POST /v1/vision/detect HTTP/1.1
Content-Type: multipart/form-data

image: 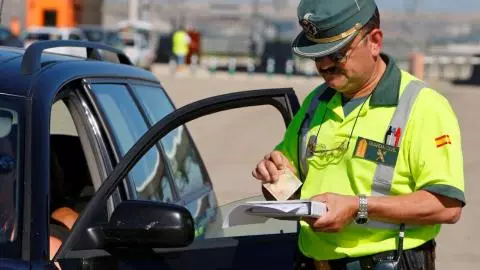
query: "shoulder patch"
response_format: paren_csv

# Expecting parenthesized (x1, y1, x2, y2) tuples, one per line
(435, 135, 451, 148)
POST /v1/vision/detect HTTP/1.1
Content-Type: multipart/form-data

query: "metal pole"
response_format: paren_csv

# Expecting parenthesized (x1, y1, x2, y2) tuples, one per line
(250, 0, 259, 43)
(140, 0, 152, 22)
(129, 0, 139, 22)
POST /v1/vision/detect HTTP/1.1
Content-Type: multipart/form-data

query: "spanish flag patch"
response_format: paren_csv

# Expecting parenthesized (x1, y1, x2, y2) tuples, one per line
(435, 135, 451, 148)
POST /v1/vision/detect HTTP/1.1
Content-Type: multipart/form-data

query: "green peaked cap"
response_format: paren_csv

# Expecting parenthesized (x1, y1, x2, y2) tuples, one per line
(292, 0, 377, 58)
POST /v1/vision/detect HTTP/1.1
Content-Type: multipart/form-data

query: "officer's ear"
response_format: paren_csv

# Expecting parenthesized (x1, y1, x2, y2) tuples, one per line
(367, 29, 383, 57)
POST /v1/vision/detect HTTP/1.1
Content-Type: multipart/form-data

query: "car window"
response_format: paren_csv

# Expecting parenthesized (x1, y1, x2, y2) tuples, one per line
(131, 84, 211, 198)
(25, 32, 51, 41)
(0, 28, 11, 41)
(51, 101, 78, 136)
(140, 38, 149, 49)
(90, 84, 174, 203)
(105, 31, 123, 48)
(0, 107, 20, 245)
(83, 29, 104, 42)
(68, 33, 82, 41)
(152, 101, 299, 239)
(122, 37, 135, 47)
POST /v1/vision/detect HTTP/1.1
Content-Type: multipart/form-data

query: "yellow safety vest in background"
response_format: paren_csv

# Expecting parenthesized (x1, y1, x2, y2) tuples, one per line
(173, 30, 189, 56)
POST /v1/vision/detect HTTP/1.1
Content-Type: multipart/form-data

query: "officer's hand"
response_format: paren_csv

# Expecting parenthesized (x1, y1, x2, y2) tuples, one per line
(303, 193, 358, 233)
(252, 151, 296, 183)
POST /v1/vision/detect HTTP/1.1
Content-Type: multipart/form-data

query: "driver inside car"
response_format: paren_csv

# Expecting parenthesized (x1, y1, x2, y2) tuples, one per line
(48, 134, 94, 261)
(49, 149, 80, 260)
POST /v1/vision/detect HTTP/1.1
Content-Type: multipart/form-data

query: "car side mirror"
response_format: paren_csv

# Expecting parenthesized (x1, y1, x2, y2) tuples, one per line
(87, 200, 195, 249)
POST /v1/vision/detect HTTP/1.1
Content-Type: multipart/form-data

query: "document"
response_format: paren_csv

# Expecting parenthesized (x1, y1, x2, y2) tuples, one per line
(222, 200, 327, 228)
(262, 169, 303, 201)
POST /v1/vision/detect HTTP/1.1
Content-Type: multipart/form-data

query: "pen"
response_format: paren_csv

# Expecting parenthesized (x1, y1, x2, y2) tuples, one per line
(394, 128, 402, 147)
(385, 126, 392, 144)
(389, 128, 396, 145)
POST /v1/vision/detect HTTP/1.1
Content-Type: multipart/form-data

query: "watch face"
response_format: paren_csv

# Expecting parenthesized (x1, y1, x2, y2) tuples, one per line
(355, 217, 368, 225)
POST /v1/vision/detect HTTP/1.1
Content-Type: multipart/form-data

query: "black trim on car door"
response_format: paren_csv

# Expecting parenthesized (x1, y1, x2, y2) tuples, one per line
(53, 87, 301, 269)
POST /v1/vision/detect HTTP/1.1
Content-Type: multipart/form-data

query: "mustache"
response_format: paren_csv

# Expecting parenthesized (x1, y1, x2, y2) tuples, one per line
(319, 66, 343, 75)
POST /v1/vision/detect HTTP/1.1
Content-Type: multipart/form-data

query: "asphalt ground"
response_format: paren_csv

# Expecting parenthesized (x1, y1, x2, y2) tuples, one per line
(152, 65, 480, 270)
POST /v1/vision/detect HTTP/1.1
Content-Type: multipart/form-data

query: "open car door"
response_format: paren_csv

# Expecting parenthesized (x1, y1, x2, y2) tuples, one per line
(53, 88, 302, 270)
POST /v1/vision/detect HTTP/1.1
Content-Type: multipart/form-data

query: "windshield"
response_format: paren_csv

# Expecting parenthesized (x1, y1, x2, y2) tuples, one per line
(83, 29, 105, 42)
(105, 31, 124, 48)
(0, 107, 20, 246)
(25, 32, 61, 41)
(122, 37, 135, 47)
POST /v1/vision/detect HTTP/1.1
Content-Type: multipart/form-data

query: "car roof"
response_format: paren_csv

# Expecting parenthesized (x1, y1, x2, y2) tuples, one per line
(0, 44, 158, 97)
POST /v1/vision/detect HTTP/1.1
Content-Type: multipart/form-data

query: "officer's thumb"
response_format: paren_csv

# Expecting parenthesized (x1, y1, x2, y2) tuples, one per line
(310, 194, 327, 203)
(279, 156, 297, 175)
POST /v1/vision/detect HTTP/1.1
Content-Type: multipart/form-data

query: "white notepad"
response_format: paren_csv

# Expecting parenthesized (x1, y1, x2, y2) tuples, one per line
(222, 200, 327, 228)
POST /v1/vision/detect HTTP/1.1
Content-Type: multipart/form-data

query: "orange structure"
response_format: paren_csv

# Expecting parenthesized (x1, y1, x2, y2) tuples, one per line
(10, 17, 22, 36)
(408, 52, 425, 80)
(26, 0, 79, 28)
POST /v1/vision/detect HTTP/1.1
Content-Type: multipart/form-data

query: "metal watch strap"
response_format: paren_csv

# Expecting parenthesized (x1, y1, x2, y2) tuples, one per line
(358, 194, 368, 218)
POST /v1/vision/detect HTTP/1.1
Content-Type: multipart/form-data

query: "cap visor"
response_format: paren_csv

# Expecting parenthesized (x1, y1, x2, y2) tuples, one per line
(292, 31, 357, 58)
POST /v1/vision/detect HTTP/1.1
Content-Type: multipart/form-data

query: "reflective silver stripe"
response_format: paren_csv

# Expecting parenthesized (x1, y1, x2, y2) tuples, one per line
(298, 85, 329, 180)
(360, 80, 426, 229)
(371, 80, 425, 197)
(299, 80, 426, 229)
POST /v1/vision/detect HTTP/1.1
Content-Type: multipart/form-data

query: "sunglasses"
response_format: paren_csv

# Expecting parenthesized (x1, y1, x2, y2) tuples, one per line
(313, 31, 370, 64)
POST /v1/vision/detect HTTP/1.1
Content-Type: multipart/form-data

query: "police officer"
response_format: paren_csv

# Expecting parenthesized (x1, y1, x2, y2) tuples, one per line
(252, 0, 465, 269)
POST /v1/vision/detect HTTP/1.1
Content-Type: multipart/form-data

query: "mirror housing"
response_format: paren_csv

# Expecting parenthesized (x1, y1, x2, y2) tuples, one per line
(87, 200, 195, 249)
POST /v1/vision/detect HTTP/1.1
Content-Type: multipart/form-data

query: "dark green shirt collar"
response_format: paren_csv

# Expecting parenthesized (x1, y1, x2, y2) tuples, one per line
(369, 53, 401, 106)
(320, 54, 401, 106)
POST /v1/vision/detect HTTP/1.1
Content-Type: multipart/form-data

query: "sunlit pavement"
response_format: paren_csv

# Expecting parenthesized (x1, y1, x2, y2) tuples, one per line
(152, 64, 480, 270)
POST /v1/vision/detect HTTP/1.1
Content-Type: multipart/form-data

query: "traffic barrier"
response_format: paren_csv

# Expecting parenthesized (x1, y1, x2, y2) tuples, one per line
(164, 54, 479, 81)
(169, 57, 177, 76)
(190, 54, 199, 75)
(247, 57, 255, 76)
(285, 59, 294, 79)
(266, 57, 275, 78)
(228, 57, 237, 75)
(422, 55, 480, 80)
(208, 57, 217, 75)
(304, 61, 316, 78)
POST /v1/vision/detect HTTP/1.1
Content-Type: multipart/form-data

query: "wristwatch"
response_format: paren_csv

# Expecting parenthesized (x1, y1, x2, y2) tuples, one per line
(354, 194, 369, 225)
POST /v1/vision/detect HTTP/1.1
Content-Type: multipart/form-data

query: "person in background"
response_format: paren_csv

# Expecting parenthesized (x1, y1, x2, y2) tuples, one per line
(172, 26, 191, 71)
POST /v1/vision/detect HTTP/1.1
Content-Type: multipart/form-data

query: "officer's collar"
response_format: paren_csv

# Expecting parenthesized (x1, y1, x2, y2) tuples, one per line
(320, 53, 401, 106)
(369, 53, 401, 106)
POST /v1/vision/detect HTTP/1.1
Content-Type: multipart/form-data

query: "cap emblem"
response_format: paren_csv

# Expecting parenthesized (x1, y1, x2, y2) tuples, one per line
(300, 13, 319, 37)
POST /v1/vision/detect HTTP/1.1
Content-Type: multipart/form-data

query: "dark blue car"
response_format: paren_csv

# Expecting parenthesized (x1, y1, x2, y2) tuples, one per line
(0, 40, 301, 269)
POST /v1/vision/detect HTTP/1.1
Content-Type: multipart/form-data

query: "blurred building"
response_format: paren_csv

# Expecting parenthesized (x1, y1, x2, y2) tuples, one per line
(0, 0, 477, 62)
(101, 1, 480, 60)
(26, 0, 103, 28)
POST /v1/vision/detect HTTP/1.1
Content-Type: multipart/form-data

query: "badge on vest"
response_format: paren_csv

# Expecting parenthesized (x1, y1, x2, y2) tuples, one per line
(353, 137, 399, 167)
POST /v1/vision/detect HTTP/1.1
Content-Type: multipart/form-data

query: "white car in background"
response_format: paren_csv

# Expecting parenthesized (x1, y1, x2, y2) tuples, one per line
(23, 27, 88, 58)
(120, 32, 156, 69)
(117, 20, 158, 70)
